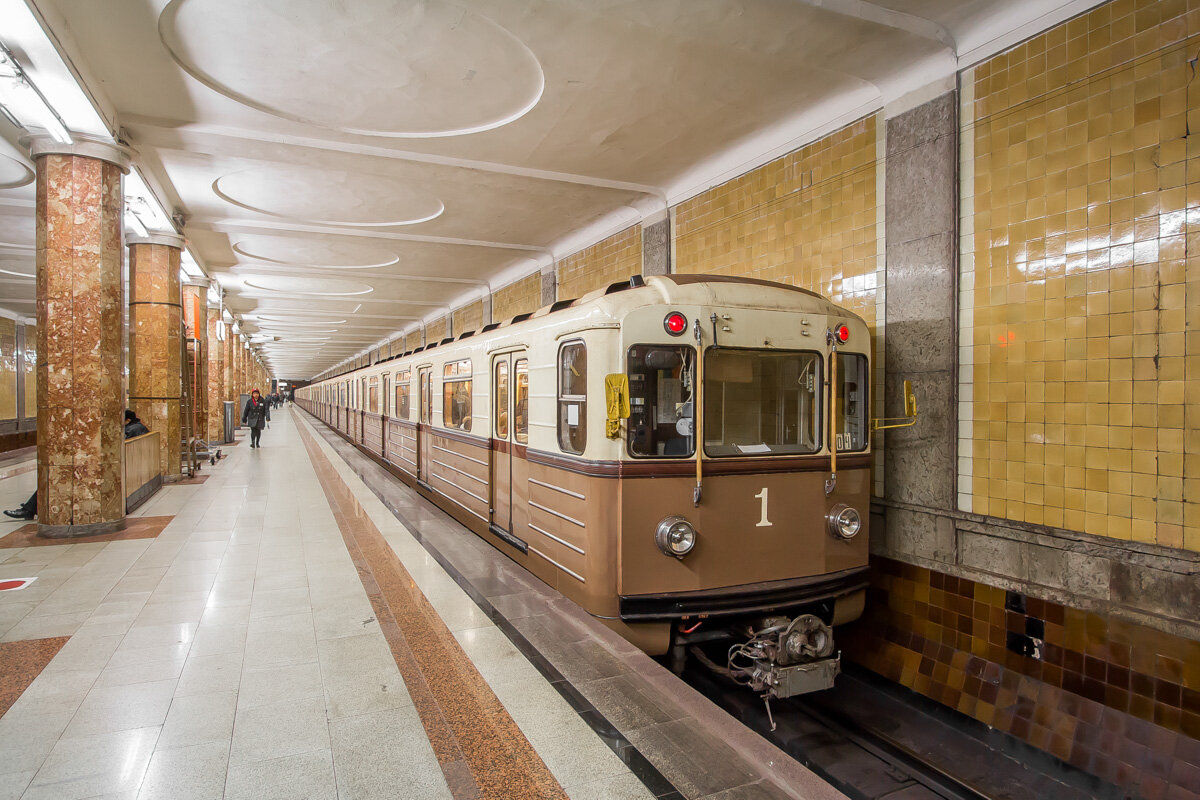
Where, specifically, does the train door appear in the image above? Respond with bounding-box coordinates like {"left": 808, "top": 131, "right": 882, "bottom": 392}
{"left": 417, "top": 366, "right": 432, "bottom": 485}
{"left": 490, "top": 356, "right": 512, "bottom": 533}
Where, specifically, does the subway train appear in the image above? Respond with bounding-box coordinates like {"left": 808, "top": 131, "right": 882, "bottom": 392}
{"left": 298, "top": 274, "right": 891, "bottom": 700}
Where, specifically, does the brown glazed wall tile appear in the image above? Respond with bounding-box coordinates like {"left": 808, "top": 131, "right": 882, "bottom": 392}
{"left": 844, "top": 555, "right": 1198, "bottom": 799}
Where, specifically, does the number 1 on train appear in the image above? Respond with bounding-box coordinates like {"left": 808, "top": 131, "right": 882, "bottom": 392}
{"left": 755, "top": 488, "right": 772, "bottom": 527}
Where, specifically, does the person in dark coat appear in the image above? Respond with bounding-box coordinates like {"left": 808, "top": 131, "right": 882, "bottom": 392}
{"left": 242, "top": 388, "right": 270, "bottom": 448}
{"left": 6, "top": 409, "right": 149, "bottom": 520}
{"left": 124, "top": 409, "right": 150, "bottom": 438}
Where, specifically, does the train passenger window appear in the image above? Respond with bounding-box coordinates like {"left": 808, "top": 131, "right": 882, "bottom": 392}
{"left": 703, "top": 349, "right": 821, "bottom": 456}
{"left": 514, "top": 359, "right": 529, "bottom": 444}
{"left": 442, "top": 360, "right": 472, "bottom": 431}
{"left": 557, "top": 341, "right": 586, "bottom": 454}
{"left": 395, "top": 370, "right": 410, "bottom": 419}
{"left": 836, "top": 353, "right": 869, "bottom": 452}
{"left": 368, "top": 376, "right": 379, "bottom": 413}
{"left": 626, "top": 345, "right": 694, "bottom": 458}
{"left": 419, "top": 368, "right": 431, "bottom": 424}
{"left": 494, "top": 360, "right": 509, "bottom": 438}
{"left": 382, "top": 376, "right": 390, "bottom": 415}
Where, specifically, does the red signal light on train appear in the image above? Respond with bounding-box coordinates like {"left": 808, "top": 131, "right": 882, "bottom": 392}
{"left": 664, "top": 312, "right": 688, "bottom": 336}
{"left": 835, "top": 324, "right": 850, "bottom": 343}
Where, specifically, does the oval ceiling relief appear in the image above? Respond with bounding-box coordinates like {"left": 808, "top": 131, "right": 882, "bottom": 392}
{"left": 0, "top": 154, "right": 34, "bottom": 189}
{"left": 159, "top": 0, "right": 544, "bottom": 137}
{"left": 232, "top": 237, "right": 399, "bottom": 270}
{"left": 241, "top": 276, "right": 374, "bottom": 296}
{"left": 215, "top": 165, "right": 444, "bottom": 227}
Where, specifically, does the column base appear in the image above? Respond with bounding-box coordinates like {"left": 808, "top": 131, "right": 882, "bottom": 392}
{"left": 37, "top": 518, "right": 127, "bottom": 540}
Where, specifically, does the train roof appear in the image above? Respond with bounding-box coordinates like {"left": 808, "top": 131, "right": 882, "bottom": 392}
{"left": 345, "top": 274, "right": 863, "bottom": 375}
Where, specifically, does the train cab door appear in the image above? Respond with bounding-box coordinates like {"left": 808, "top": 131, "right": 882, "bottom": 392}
{"left": 417, "top": 366, "right": 432, "bottom": 486}
{"left": 490, "top": 356, "right": 512, "bottom": 534}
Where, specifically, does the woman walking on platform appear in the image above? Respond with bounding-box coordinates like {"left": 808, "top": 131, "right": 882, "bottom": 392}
{"left": 242, "top": 388, "right": 270, "bottom": 448}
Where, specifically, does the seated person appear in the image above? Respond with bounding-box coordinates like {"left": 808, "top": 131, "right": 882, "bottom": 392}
{"left": 6, "top": 409, "right": 150, "bottom": 520}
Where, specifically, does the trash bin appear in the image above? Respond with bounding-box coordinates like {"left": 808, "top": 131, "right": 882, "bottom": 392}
{"left": 223, "top": 401, "right": 236, "bottom": 443}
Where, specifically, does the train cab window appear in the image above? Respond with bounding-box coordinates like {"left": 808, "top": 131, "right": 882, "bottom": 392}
{"left": 494, "top": 360, "right": 509, "bottom": 438}
{"left": 395, "top": 370, "right": 410, "bottom": 419}
{"left": 368, "top": 376, "right": 379, "bottom": 413}
{"left": 557, "top": 342, "right": 586, "bottom": 454}
{"left": 442, "top": 360, "right": 472, "bottom": 431}
{"left": 627, "top": 345, "right": 694, "bottom": 458}
{"left": 514, "top": 359, "right": 529, "bottom": 444}
{"left": 836, "top": 353, "right": 869, "bottom": 452}
{"left": 704, "top": 349, "right": 821, "bottom": 456}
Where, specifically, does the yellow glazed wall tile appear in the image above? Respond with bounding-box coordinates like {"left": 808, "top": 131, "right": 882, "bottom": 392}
{"left": 555, "top": 224, "right": 643, "bottom": 300}
{"left": 964, "top": 0, "right": 1199, "bottom": 551}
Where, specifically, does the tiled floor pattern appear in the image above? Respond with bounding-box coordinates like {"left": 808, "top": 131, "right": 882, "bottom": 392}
{"left": 299, "top": 411, "right": 846, "bottom": 800}
{"left": 0, "top": 517, "right": 174, "bottom": 549}
{"left": 0, "top": 637, "right": 68, "bottom": 716}
{"left": 0, "top": 410, "right": 663, "bottom": 800}
{"left": 298, "top": 420, "right": 567, "bottom": 800}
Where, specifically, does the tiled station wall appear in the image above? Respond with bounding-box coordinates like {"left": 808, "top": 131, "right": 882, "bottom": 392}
{"left": 673, "top": 115, "right": 884, "bottom": 342}
{"left": 490, "top": 273, "right": 541, "bottom": 322}
{"left": 0, "top": 318, "right": 36, "bottom": 450}
{"left": 452, "top": 300, "right": 484, "bottom": 336}
{"left": 960, "top": 0, "right": 1200, "bottom": 551}
{"left": 843, "top": 558, "right": 1200, "bottom": 794}
{"left": 426, "top": 315, "right": 448, "bottom": 345}
{"left": 554, "top": 223, "right": 642, "bottom": 299}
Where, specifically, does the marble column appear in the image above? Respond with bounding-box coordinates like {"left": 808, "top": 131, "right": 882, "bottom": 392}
{"left": 128, "top": 231, "right": 185, "bottom": 481}
{"left": 182, "top": 279, "right": 209, "bottom": 443}
{"left": 206, "top": 309, "right": 225, "bottom": 443}
{"left": 25, "top": 134, "right": 131, "bottom": 538}
{"left": 641, "top": 210, "right": 671, "bottom": 276}
{"left": 540, "top": 265, "right": 556, "bottom": 306}
{"left": 222, "top": 322, "right": 234, "bottom": 403}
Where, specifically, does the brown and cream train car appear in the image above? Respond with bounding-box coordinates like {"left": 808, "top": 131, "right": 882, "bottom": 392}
{"left": 298, "top": 274, "right": 876, "bottom": 698}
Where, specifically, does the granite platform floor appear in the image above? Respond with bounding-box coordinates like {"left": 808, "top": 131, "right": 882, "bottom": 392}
{"left": 0, "top": 409, "right": 843, "bottom": 800}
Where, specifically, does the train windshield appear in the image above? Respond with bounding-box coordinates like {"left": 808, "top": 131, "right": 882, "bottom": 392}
{"left": 703, "top": 349, "right": 821, "bottom": 456}
{"left": 627, "top": 345, "right": 695, "bottom": 457}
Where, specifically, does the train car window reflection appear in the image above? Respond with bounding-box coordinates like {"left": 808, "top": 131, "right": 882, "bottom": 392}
{"left": 558, "top": 341, "right": 586, "bottom": 454}
{"left": 627, "top": 345, "right": 694, "bottom": 458}
{"left": 442, "top": 360, "right": 472, "bottom": 431}
{"left": 495, "top": 360, "right": 509, "bottom": 438}
{"left": 368, "top": 376, "right": 379, "bottom": 414}
{"left": 514, "top": 359, "right": 529, "bottom": 444}
{"left": 704, "top": 349, "right": 820, "bottom": 456}
{"left": 395, "top": 370, "right": 410, "bottom": 419}
{"left": 419, "top": 368, "right": 431, "bottom": 424}
{"left": 836, "top": 353, "right": 868, "bottom": 452}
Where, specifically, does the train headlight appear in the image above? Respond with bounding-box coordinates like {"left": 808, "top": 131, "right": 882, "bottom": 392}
{"left": 655, "top": 516, "right": 696, "bottom": 558}
{"left": 827, "top": 504, "right": 861, "bottom": 539}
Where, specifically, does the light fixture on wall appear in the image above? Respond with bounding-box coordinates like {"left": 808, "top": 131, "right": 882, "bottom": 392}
{"left": 0, "top": 42, "right": 71, "bottom": 144}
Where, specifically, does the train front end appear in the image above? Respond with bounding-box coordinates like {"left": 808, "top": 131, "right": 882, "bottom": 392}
{"left": 612, "top": 276, "right": 873, "bottom": 699}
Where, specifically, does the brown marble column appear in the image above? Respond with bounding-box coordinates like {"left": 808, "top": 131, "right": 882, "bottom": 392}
{"left": 25, "top": 134, "right": 131, "bottom": 538}
{"left": 222, "top": 322, "right": 234, "bottom": 403}
{"left": 182, "top": 278, "right": 209, "bottom": 442}
{"left": 128, "top": 231, "right": 185, "bottom": 481}
{"left": 207, "top": 308, "right": 225, "bottom": 443}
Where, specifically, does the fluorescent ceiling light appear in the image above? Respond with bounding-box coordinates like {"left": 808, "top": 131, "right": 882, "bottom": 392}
{"left": 124, "top": 208, "right": 148, "bottom": 237}
{"left": 0, "top": 43, "right": 70, "bottom": 144}
{"left": 181, "top": 249, "right": 205, "bottom": 279}
{"left": 124, "top": 168, "right": 175, "bottom": 232}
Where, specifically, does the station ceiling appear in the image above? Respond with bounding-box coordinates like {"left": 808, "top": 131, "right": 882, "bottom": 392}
{"left": 0, "top": 0, "right": 1094, "bottom": 377}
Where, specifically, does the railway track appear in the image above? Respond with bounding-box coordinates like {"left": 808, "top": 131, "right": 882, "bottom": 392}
{"left": 683, "top": 663, "right": 1121, "bottom": 800}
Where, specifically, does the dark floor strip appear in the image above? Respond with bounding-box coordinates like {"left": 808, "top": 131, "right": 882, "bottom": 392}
{"left": 298, "top": 419, "right": 568, "bottom": 800}
{"left": 0, "top": 515, "right": 174, "bottom": 548}
{"left": 0, "top": 636, "right": 69, "bottom": 716}
{"left": 300, "top": 410, "right": 686, "bottom": 800}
